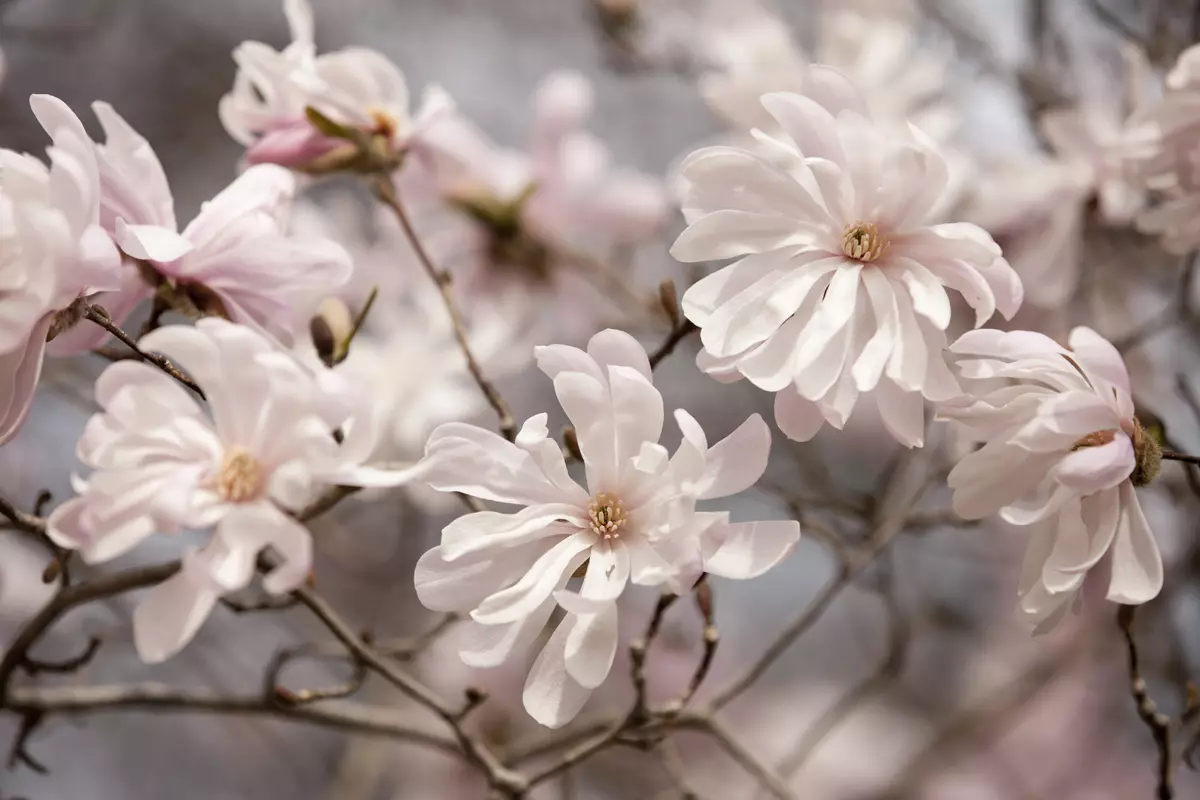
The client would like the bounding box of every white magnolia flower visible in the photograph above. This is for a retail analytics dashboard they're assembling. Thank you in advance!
[1125,43,1200,253]
[220,0,450,169]
[29,96,352,346]
[672,79,1022,447]
[962,46,1149,308]
[941,327,1163,632]
[46,319,423,662]
[413,329,799,727]
[701,6,958,147]
[0,96,120,445]
[414,71,669,338]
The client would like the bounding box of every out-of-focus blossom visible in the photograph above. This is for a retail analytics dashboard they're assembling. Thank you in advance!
[1125,43,1200,253]
[941,327,1162,632]
[701,5,958,147]
[964,46,1150,307]
[46,319,425,662]
[220,0,451,170]
[413,329,798,727]
[413,71,670,339]
[32,97,352,345]
[672,80,1021,447]
[0,96,120,445]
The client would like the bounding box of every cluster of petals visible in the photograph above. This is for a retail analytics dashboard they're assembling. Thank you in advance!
[941,327,1162,632]
[413,329,798,727]
[32,96,352,346]
[700,6,958,147]
[1124,43,1200,253]
[411,72,669,334]
[220,0,450,169]
[0,97,120,445]
[672,73,1021,447]
[47,319,424,662]
[962,48,1149,308]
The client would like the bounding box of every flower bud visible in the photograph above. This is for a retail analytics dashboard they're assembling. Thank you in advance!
[245,119,348,170]
[311,297,355,368]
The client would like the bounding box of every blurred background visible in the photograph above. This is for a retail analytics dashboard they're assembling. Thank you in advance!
[5,0,1200,797]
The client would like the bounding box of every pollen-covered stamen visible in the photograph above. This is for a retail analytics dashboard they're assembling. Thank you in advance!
[215,446,266,503]
[587,492,628,541]
[1071,429,1118,450]
[842,222,889,262]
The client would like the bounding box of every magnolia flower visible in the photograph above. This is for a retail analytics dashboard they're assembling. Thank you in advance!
[672,79,1021,447]
[29,96,352,345]
[413,329,798,727]
[963,46,1149,307]
[0,96,120,445]
[701,6,958,147]
[412,71,669,338]
[940,327,1163,632]
[47,319,423,662]
[220,0,450,169]
[1125,43,1200,253]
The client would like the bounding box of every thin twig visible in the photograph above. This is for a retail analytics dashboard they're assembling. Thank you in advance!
[649,321,698,370]
[702,716,796,800]
[373,176,517,442]
[776,555,910,782]
[1118,605,1174,800]
[6,683,461,757]
[83,305,205,398]
[1162,451,1200,466]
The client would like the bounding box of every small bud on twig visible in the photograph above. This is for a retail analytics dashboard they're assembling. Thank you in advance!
[658,279,681,328]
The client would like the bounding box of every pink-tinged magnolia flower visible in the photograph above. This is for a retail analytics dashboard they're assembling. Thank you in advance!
[0,97,120,445]
[701,7,958,147]
[940,327,1162,632]
[412,71,670,338]
[1125,43,1200,253]
[220,0,451,168]
[413,329,798,727]
[963,46,1150,308]
[46,319,424,662]
[30,97,352,345]
[672,80,1022,447]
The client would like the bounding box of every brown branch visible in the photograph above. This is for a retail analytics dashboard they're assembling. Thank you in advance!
[776,555,910,782]
[880,639,1088,799]
[83,304,205,398]
[702,716,796,800]
[648,320,697,370]
[710,444,934,710]
[289,584,526,795]
[373,176,517,442]
[1119,605,1175,800]
[5,683,461,757]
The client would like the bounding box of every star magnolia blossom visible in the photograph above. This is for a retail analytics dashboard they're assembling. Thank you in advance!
[941,327,1163,632]
[671,78,1022,447]
[29,96,352,346]
[701,7,957,147]
[46,319,423,662]
[220,0,451,169]
[413,329,799,727]
[1125,43,1200,253]
[414,71,669,336]
[962,47,1149,308]
[0,97,120,445]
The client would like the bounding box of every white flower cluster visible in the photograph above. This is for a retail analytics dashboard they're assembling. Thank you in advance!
[2,0,1195,737]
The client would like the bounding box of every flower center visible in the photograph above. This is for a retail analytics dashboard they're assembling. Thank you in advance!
[215,446,266,503]
[842,222,889,262]
[587,492,628,541]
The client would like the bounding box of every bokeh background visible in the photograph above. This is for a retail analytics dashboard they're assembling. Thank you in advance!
[5,0,1200,798]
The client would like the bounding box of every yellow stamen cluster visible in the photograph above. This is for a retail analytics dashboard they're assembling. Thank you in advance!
[587,492,628,541]
[215,446,266,503]
[842,222,889,262]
